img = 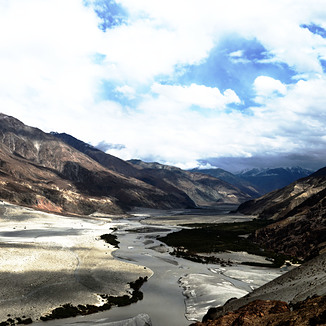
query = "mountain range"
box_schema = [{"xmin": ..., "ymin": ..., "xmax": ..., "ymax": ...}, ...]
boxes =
[
  {"xmin": 191, "ymin": 167, "xmax": 312, "ymax": 196},
  {"xmin": 0, "ymin": 113, "xmax": 251, "ymax": 215},
  {"xmin": 190, "ymin": 167, "xmax": 262, "ymax": 197},
  {"xmin": 235, "ymin": 167, "xmax": 312, "ymax": 194}
]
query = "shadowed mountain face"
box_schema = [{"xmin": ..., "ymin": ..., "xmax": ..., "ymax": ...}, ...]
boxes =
[
  {"xmin": 0, "ymin": 113, "xmax": 251, "ymax": 215},
  {"xmin": 237, "ymin": 169, "xmax": 326, "ymax": 260},
  {"xmin": 127, "ymin": 160, "xmax": 252, "ymax": 206},
  {"xmin": 190, "ymin": 168, "xmax": 261, "ymax": 198},
  {"xmin": 189, "ymin": 167, "xmax": 312, "ymax": 198},
  {"xmin": 52, "ymin": 133, "xmax": 252, "ymax": 207}
]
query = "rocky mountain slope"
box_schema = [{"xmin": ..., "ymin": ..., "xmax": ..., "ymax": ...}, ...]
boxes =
[
  {"xmin": 0, "ymin": 113, "xmax": 196, "ymax": 215},
  {"xmin": 190, "ymin": 167, "xmax": 261, "ymax": 198},
  {"xmin": 193, "ymin": 295, "xmax": 326, "ymax": 326},
  {"xmin": 51, "ymin": 132, "xmax": 140, "ymax": 177},
  {"xmin": 51, "ymin": 132, "xmax": 252, "ymax": 206},
  {"xmin": 237, "ymin": 168, "xmax": 326, "ymax": 260},
  {"xmin": 128, "ymin": 160, "xmax": 251, "ymax": 206}
]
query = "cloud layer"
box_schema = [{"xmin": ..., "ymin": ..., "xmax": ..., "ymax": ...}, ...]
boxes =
[{"xmin": 2, "ymin": 0, "xmax": 326, "ymax": 171}]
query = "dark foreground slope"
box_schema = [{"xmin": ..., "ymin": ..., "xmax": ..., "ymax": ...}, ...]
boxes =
[
  {"xmin": 51, "ymin": 132, "xmax": 252, "ymax": 207},
  {"xmin": 0, "ymin": 113, "xmax": 195, "ymax": 214},
  {"xmin": 193, "ymin": 296, "xmax": 326, "ymax": 326},
  {"xmin": 195, "ymin": 252, "xmax": 326, "ymax": 325}
]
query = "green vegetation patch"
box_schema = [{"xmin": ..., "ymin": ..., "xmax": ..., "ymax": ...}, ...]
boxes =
[
  {"xmin": 39, "ymin": 276, "xmax": 148, "ymax": 322},
  {"xmin": 100, "ymin": 233, "xmax": 120, "ymax": 248},
  {"xmin": 0, "ymin": 317, "xmax": 32, "ymax": 326},
  {"xmin": 159, "ymin": 220, "xmax": 288, "ymax": 267}
]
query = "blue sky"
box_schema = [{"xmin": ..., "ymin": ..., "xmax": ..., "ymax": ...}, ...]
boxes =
[{"xmin": 1, "ymin": 0, "xmax": 326, "ymax": 171}]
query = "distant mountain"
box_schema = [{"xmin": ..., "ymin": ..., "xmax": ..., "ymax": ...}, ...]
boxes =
[
  {"xmin": 235, "ymin": 167, "xmax": 313, "ymax": 194},
  {"xmin": 0, "ymin": 113, "xmax": 196, "ymax": 215},
  {"xmin": 127, "ymin": 160, "xmax": 252, "ymax": 206},
  {"xmin": 190, "ymin": 168, "xmax": 261, "ymax": 197},
  {"xmin": 237, "ymin": 167, "xmax": 326, "ymax": 260}
]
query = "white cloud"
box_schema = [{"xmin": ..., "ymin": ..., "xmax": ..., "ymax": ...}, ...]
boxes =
[
  {"xmin": 100, "ymin": 75, "xmax": 326, "ymax": 167},
  {"xmin": 250, "ymin": 76, "xmax": 326, "ymax": 155},
  {"xmin": 229, "ymin": 50, "xmax": 251, "ymax": 64},
  {"xmin": 229, "ymin": 50, "xmax": 244, "ymax": 58},
  {"xmin": 115, "ymin": 85, "xmax": 136, "ymax": 99},
  {"xmin": 1, "ymin": 0, "xmax": 326, "ymax": 170},
  {"xmin": 151, "ymin": 83, "xmax": 240, "ymax": 109},
  {"xmin": 0, "ymin": 0, "xmax": 103, "ymax": 130},
  {"xmin": 254, "ymin": 76, "xmax": 287, "ymax": 103},
  {"xmin": 111, "ymin": 0, "xmax": 326, "ymax": 79},
  {"xmin": 97, "ymin": 1, "xmax": 217, "ymax": 83},
  {"xmin": 274, "ymin": 77, "xmax": 326, "ymax": 117}
]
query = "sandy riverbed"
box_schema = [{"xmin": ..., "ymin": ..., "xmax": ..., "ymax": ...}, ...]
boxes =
[
  {"xmin": 0, "ymin": 202, "xmax": 152, "ymax": 323},
  {"xmin": 40, "ymin": 211, "xmax": 284, "ymax": 325}
]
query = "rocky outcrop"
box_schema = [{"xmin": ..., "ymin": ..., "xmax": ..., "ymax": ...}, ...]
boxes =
[
  {"xmin": 251, "ymin": 202, "xmax": 326, "ymax": 260},
  {"xmin": 51, "ymin": 133, "xmax": 200, "ymax": 207},
  {"xmin": 192, "ymin": 295, "xmax": 326, "ymax": 326},
  {"xmin": 237, "ymin": 174, "xmax": 326, "ymax": 220},
  {"xmin": 51, "ymin": 132, "xmax": 140, "ymax": 177},
  {"xmin": 0, "ymin": 143, "xmax": 124, "ymax": 215}
]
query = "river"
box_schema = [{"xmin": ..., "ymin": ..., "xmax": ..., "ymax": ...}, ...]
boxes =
[{"xmin": 39, "ymin": 207, "xmax": 285, "ymax": 326}]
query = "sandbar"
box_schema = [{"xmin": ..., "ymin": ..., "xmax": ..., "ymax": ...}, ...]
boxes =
[{"xmin": 0, "ymin": 202, "xmax": 152, "ymax": 323}]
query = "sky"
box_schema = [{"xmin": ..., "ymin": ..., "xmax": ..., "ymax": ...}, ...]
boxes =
[{"xmin": 1, "ymin": 0, "xmax": 326, "ymax": 172}]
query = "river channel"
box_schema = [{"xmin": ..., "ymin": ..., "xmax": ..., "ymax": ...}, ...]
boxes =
[{"xmin": 40, "ymin": 207, "xmax": 285, "ymax": 326}]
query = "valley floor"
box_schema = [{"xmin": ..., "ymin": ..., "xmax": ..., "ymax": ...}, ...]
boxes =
[
  {"xmin": 0, "ymin": 203, "xmax": 293, "ymax": 326},
  {"xmin": 0, "ymin": 202, "xmax": 151, "ymax": 324}
]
